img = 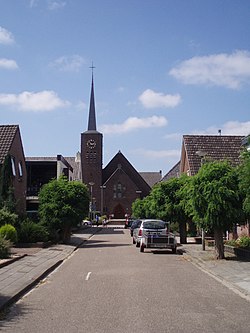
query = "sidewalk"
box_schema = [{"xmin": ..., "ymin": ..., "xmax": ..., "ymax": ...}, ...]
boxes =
[
  {"xmin": 0, "ymin": 230, "xmax": 250, "ymax": 312},
  {"xmin": 181, "ymin": 243, "xmax": 250, "ymax": 301},
  {"xmin": 0, "ymin": 228, "xmax": 98, "ymax": 311}
]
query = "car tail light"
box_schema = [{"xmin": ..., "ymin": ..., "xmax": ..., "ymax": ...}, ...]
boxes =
[{"xmin": 138, "ymin": 229, "xmax": 142, "ymax": 236}]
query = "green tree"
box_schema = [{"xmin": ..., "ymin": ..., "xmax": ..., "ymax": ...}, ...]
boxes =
[
  {"xmin": 191, "ymin": 161, "xmax": 243, "ymax": 259},
  {"xmin": 38, "ymin": 177, "xmax": 89, "ymax": 243},
  {"xmin": 0, "ymin": 154, "xmax": 16, "ymax": 212},
  {"xmin": 238, "ymin": 147, "xmax": 250, "ymax": 216}
]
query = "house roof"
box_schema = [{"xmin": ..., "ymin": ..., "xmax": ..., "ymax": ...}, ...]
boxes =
[
  {"xmin": 161, "ymin": 161, "xmax": 180, "ymax": 182},
  {"xmin": 0, "ymin": 125, "xmax": 19, "ymax": 164},
  {"xmin": 139, "ymin": 171, "xmax": 162, "ymax": 188},
  {"xmin": 181, "ymin": 135, "xmax": 244, "ymax": 176}
]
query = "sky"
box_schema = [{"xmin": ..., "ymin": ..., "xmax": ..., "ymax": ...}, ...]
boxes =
[{"xmin": 0, "ymin": 0, "xmax": 250, "ymax": 176}]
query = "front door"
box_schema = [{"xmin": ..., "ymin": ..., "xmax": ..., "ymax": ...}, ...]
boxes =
[{"xmin": 113, "ymin": 204, "xmax": 125, "ymax": 219}]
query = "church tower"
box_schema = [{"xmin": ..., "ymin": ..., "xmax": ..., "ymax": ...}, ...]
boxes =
[{"xmin": 81, "ymin": 70, "xmax": 103, "ymax": 213}]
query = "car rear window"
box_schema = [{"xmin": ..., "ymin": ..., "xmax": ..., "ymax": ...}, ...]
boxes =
[{"xmin": 143, "ymin": 221, "xmax": 166, "ymax": 229}]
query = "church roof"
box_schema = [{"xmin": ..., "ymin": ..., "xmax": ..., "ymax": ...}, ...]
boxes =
[
  {"xmin": 87, "ymin": 74, "xmax": 97, "ymax": 131},
  {"xmin": 103, "ymin": 151, "xmax": 151, "ymax": 194},
  {"xmin": 0, "ymin": 125, "xmax": 19, "ymax": 164}
]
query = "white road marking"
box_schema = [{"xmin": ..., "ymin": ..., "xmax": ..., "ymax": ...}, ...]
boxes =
[{"xmin": 85, "ymin": 272, "xmax": 92, "ymax": 280}]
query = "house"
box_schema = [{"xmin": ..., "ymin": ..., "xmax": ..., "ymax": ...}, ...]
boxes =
[
  {"xmin": 180, "ymin": 135, "xmax": 244, "ymax": 176},
  {"xmin": 26, "ymin": 155, "xmax": 74, "ymax": 213},
  {"xmin": 0, "ymin": 125, "xmax": 27, "ymax": 214}
]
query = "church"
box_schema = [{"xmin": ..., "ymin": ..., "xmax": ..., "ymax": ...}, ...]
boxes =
[
  {"xmin": 80, "ymin": 73, "xmax": 161, "ymax": 219},
  {"xmin": 25, "ymin": 73, "xmax": 162, "ymax": 219}
]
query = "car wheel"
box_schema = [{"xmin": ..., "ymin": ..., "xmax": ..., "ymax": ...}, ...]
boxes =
[
  {"xmin": 136, "ymin": 241, "xmax": 140, "ymax": 247},
  {"xmin": 172, "ymin": 246, "xmax": 177, "ymax": 254},
  {"xmin": 140, "ymin": 243, "xmax": 145, "ymax": 252},
  {"xmin": 84, "ymin": 222, "xmax": 88, "ymax": 226}
]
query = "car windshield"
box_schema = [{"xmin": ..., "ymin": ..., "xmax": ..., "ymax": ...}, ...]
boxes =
[{"xmin": 143, "ymin": 221, "xmax": 166, "ymax": 230}]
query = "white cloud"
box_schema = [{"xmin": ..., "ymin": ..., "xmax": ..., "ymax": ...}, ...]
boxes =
[
  {"xmin": 48, "ymin": 0, "xmax": 66, "ymax": 10},
  {"xmin": 169, "ymin": 50, "xmax": 250, "ymax": 89},
  {"xmin": 0, "ymin": 27, "xmax": 15, "ymax": 45},
  {"xmin": 139, "ymin": 89, "xmax": 181, "ymax": 108},
  {"xmin": 134, "ymin": 148, "xmax": 180, "ymax": 159},
  {"xmin": 0, "ymin": 90, "xmax": 70, "ymax": 112},
  {"xmin": 50, "ymin": 55, "xmax": 85, "ymax": 72},
  {"xmin": 204, "ymin": 121, "xmax": 250, "ymax": 136},
  {"xmin": 0, "ymin": 58, "xmax": 18, "ymax": 70},
  {"xmin": 100, "ymin": 115, "xmax": 167, "ymax": 134}
]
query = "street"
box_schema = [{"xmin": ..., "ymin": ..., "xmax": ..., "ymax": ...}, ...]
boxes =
[{"xmin": 1, "ymin": 227, "xmax": 250, "ymax": 333}]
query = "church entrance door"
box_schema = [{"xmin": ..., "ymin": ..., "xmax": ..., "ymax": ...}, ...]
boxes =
[{"xmin": 113, "ymin": 204, "xmax": 125, "ymax": 219}]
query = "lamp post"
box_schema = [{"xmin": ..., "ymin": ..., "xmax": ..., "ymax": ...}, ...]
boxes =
[
  {"xmin": 100, "ymin": 185, "xmax": 106, "ymax": 215},
  {"xmin": 89, "ymin": 182, "xmax": 94, "ymax": 221},
  {"xmin": 196, "ymin": 150, "xmax": 207, "ymax": 251}
]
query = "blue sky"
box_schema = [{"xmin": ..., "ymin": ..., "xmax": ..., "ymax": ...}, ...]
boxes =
[{"xmin": 0, "ymin": 0, "xmax": 250, "ymax": 175}]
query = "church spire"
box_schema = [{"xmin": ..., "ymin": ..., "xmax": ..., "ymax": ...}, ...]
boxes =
[{"xmin": 87, "ymin": 64, "xmax": 97, "ymax": 131}]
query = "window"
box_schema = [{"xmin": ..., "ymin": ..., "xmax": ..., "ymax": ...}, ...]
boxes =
[
  {"xmin": 18, "ymin": 161, "xmax": 23, "ymax": 177},
  {"xmin": 113, "ymin": 182, "xmax": 125, "ymax": 199},
  {"xmin": 11, "ymin": 156, "xmax": 16, "ymax": 176}
]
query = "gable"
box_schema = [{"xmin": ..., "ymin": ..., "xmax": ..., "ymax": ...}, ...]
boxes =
[{"xmin": 102, "ymin": 151, "xmax": 151, "ymax": 195}]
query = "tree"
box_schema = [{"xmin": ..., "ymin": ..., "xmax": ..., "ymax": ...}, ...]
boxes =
[
  {"xmin": 0, "ymin": 154, "xmax": 16, "ymax": 212},
  {"xmin": 132, "ymin": 176, "xmax": 192, "ymax": 244},
  {"xmin": 238, "ymin": 147, "xmax": 250, "ymax": 217},
  {"xmin": 39, "ymin": 177, "xmax": 89, "ymax": 243},
  {"xmin": 191, "ymin": 161, "xmax": 243, "ymax": 259}
]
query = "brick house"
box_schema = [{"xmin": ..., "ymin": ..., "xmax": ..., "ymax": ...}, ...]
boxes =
[
  {"xmin": 0, "ymin": 125, "xmax": 27, "ymax": 214},
  {"xmin": 178, "ymin": 134, "xmax": 249, "ymax": 237}
]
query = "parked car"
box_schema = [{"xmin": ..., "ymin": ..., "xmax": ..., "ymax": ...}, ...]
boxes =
[
  {"xmin": 82, "ymin": 220, "xmax": 92, "ymax": 227},
  {"xmin": 134, "ymin": 219, "xmax": 177, "ymax": 253},
  {"xmin": 124, "ymin": 218, "xmax": 134, "ymax": 229},
  {"xmin": 130, "ymin": 219, "xmax": 142, "ymax": 237}
]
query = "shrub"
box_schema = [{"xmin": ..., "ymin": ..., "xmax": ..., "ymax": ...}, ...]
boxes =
[
  {"xmin": 0, "ymin": 224, "xmax": 17, "ymax": 243},
  {"xmin": 18, "ymin": 220, "xmax": 49, "ymax": 243},
  {"xmin": 0, "ymin": 208, "xmax": 18, "ymax": 227},
  {"xmin": 236, "ymin": 236, "xmax": 250, "ymax": 248},
  {"xmin": 0, "ymin": 235, "xmax": 11, "ymax": 259}
]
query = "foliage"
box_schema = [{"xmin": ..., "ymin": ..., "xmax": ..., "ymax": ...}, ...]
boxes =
[
  {"xmin": 225, "ymin": 236, "xmax": 250, "ymax": 249},
  {"xmin": 191, "ymin": 160, "xmax": 243, "ymax": 259},
  {"xmin": 0, "ymin": 224, "xmax": 17, "ymax": 243},
  {"xmin": 0, "ymin": 154, "xmax": 16, "ymax": 212},
  {"xmin": 0, "ymin": 208, "xmax": 18, "ymax": 227},
  {"xmin": 236, "ymin": 235, "xmax": 250, "ymax": 248},
  {"xmin": 191, "ymin": 161, "xmax": 243, "ymax": 232},
  {"xmin": 0, "ymin": 235, "xmax": 12, "ymax": 259},
  {"xmin": 238, "ymin": 147, "xmax": 250, "ymax": 216},
  {"xmin": 18, "ymin": 219, "xmax": 49, "ymax": 243},
  {"xmin": 38, "ymin": 177, "xmax": 90, "ymax": 242}
]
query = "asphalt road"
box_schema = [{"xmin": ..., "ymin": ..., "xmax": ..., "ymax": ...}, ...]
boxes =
[{"xmin": 1, "ymin": 228, "xmax": 250, "ymax": 333}]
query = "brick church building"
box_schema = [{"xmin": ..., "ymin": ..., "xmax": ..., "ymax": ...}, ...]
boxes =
[
  {"xmin": 80, "ymin": 74, "xmax": 160, "ymax": 219},
  {"xmin": 25, "ymin": 74, "xmax": 162, "ymax": 219}
]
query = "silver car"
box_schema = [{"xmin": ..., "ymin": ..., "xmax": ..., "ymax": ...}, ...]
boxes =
[{"xmin": 134, "ymin": 219, "xmax": 177, "ymax": 253}]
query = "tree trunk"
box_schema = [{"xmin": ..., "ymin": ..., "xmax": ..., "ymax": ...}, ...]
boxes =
[
  {"xmin": 62, "ymin": 225, "xmax": 71, "ymax": 244},
  {"xmin": 179, "ymin": 221, "xmax": 187, "ymax": 244},
  {"xmin": 214, "ymin": 228, "xmax": 225, "ymax": 259}
]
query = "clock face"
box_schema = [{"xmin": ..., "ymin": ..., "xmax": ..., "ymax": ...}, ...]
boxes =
[{"xmin": 86, "ymin": 139, "xmax": 96, "ymax": 149}]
